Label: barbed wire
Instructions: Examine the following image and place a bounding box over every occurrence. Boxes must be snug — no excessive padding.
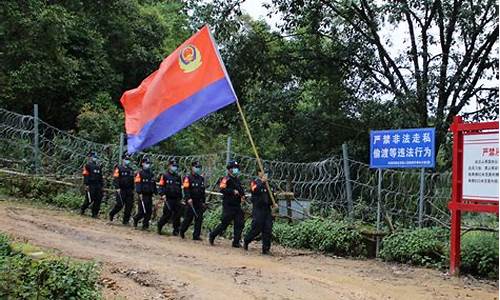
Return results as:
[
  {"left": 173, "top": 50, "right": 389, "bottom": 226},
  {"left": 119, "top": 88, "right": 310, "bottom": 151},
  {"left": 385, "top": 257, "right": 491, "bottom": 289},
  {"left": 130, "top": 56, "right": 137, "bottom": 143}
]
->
[{"left": 0, "top": 107, "right": 458, "bottom": 228}]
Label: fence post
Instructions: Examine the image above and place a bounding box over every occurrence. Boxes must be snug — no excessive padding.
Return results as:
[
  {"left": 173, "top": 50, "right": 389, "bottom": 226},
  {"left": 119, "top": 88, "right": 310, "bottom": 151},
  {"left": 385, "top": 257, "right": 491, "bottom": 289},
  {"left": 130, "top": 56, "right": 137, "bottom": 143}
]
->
[
  {"left": 342, "top": 143, "right": 354, "bottom": 219},
  {"left": 286, "top": 176, "right": 292, "bottom": 222},
  {"left": 226, "top": 136, "right": 232, "bottom": 164},
  {"left": 33, "top": 104, "right": 40, "bottom": 174},
  {"left": 376, "top": 168, "right": 382, "bottom": 258},
  {"left": 119, "top": 132, "right": 125, "bottom": 165},
  {"left": 418, "top": 167, "right": 425, "bottom": 228}
]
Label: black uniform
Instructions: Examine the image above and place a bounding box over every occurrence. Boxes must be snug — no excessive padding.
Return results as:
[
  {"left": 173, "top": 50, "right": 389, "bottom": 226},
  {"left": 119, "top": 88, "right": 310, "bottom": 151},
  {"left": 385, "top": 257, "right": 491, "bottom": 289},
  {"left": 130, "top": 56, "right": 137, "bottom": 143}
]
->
[
  {"left": 157, "top": 171, "right": 183, "bottom": 235},
  {"left": 80, "top": 161, "right": 104, "bottom": 218},
  {"left": 244, "top": 178, "right": 273, "bottom": 253},
  {"left": 109, "top": 164, "right": 135, "bottom": 224},
  {"left": 133, "top": 168, "right": 157, "bottom": 229},
  {"left": 179, "top": 173, "right": 206, "bottom": 239},
  {"left": 209, "top": 175, "right": 245, "bottom": 247}
]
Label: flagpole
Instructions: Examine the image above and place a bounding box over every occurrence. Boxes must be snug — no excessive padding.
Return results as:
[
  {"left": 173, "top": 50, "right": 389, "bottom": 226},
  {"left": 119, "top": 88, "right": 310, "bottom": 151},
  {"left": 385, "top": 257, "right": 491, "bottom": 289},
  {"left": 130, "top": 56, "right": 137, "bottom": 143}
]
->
[
  {"left": 234, "top": 99, "right": 278, "bottom": 208},
  {"left": 206, "top": 25, "right": 277, "bottom": 208}
]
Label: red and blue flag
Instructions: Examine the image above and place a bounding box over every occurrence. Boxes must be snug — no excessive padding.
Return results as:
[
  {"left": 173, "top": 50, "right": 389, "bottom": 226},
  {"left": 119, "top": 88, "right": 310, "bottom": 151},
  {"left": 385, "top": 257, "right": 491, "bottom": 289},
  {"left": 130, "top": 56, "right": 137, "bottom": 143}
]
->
[{"left": 120, "top": 25, "right": 237, "bottom": 153}]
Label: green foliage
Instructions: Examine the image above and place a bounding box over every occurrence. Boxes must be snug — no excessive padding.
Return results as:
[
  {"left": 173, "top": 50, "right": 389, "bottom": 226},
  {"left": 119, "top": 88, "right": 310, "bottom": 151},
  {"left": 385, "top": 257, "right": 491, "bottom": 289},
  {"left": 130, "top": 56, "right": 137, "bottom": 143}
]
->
[
  {"left": 2, "top": 176, "right": 65, "bottom": 204},
  {"left": 0, "top": 175, "right": 87, "bottom": 211},
  {"left": 204, "top": 208, "right": 366, "bottom": 256},
  {"left": 380, "top": 228, "right": 448, "bottom": 267},
  {"left": 0, "top": 0, "right": 190, "bottom": 130},
  {"left": 52, "top": 191, "right": 83, "bottom": 210},
  {"left": 461, "top": 231, "right": 499, "bottom": 279},
  {"left": 76, "top": 93, "right": 124, "bottom": 144},
  {"left": 273, "top": 219, "right": 366, "bottom": 256},
  {"left": 0, "top": 233, "right": 102, "bottom": 299},
  {"left": 203, "top": 206, "right": 223, "bottom": 232},
  {"left": 381, "top": 228, "right": 498, "bottom": 278},
  {"left": 0, "top": 234, "right": 11, "bottom": 257}
]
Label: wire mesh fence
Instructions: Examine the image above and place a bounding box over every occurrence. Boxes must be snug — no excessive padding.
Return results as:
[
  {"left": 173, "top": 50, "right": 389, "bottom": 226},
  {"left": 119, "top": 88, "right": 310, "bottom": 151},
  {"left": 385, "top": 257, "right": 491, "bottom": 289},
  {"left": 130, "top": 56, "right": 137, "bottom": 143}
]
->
[{"left": 0, "top": 107, "right": 455, "bottom": 228}]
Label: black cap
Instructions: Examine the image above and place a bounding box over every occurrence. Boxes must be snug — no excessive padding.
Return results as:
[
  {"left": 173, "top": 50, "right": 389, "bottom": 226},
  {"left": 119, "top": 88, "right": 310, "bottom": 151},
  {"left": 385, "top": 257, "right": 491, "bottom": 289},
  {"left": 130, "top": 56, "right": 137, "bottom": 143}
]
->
[
  {"left": 141, "top": 157, "right": 151, "bottom": 164},
  {"left": 227, "top": 160, "right": 239, "bottom": 169},
  {"left": 191, "top": 161, "right": 202, "bottom": 168},
  {"left": 122, "top": 152, "right": 130, "bottom": 160},
  {"left": 88, "top": 151, "right": 97, "bottom": 157},
  {"left": 168, "top": 159, "right": 178, "bottom": 166}
]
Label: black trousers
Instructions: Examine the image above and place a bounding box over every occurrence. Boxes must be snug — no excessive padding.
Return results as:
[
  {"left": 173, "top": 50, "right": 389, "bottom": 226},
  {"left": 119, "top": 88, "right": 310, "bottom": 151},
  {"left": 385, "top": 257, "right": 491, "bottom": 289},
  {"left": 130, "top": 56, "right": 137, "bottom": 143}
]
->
[
  {"left": 81, "top": 185, "right": 103, "bottom": 218},
  {"left": 109, "top": 189, "right": 134, "bottom": 224},
  {"left": 211, "top": 206, "right": 244, "bottom": 246},
  {"left": 133, "top": 194, "right": 153, "bottom": 229},
  {"left": 180, "top": 203, "right": 204, "bottom": 239},
  {"left": 157, "top": 198, "right": 182, "bottom": 234},
  {"left": 244, "top": 212, "right": 273, "bottom": 253}
]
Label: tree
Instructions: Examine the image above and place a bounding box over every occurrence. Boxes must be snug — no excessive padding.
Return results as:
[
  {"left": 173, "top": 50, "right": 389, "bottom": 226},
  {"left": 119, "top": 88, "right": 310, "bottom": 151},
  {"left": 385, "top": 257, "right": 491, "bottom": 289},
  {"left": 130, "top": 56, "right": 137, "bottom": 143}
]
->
[
  {"left": 0, "top": 1, "right": 117, "bottom": 128},
  {"left": 269, "top": 0, "right": 499, "bottom": 157},
  {"left": 0, "top": 0, "right": 190, "bottom": 130}
]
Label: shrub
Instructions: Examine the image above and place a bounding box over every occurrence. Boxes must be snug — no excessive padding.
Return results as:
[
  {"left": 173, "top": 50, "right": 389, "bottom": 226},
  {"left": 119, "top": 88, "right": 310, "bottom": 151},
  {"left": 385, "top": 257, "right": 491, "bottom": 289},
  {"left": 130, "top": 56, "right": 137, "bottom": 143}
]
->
[
  {"left": 52, "top": 191, "right": 84, "bottom": 210},
  {"left": 0, "top": 233, "right": 11, "bottom": 257},
  {"left": 0, "top": 233, "right": 102, "bottom": 299},
  {"left": 461, "top": 231, "right": 498, "bottom": 279},
  {"left": 273, "top": 219, "right": 366, "bottom": 256},
  {"left": 380, "top": 227, "right": 448, "bottom": 267}
]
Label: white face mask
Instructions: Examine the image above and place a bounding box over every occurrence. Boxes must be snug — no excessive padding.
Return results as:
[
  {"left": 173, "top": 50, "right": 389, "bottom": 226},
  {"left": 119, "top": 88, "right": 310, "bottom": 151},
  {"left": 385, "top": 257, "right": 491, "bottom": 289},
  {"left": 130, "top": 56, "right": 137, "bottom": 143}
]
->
[
  {"left": 123, "top": 159, "right": 130, "bottom": 165},
  {"left": 143, "top": 163, "right": 150, "bottom": 169}
]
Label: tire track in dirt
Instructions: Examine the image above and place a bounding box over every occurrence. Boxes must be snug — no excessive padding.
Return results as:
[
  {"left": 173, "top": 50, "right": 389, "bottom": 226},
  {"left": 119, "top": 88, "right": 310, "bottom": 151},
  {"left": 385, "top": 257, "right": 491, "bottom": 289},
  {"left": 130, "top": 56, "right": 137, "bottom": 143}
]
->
[{"left": 0, "top": 201, "right": 497, "bottom": 300}]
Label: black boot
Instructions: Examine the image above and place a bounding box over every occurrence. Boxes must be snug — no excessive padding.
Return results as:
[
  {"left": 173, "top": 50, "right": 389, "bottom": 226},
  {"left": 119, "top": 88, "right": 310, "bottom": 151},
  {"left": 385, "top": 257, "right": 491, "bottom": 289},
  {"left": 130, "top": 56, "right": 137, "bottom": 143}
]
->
[{"left": 208, "top": 232, "right": 215, "bottom": 245}]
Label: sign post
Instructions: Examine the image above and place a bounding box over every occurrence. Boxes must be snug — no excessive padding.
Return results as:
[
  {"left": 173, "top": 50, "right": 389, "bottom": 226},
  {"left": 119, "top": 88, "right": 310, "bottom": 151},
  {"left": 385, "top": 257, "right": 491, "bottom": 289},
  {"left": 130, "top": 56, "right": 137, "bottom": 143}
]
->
[
  {"left": 370, "top": 128, "right": 436, "bottom": 169},
  {"left": 370, "top": 127, "right": 436, "bottom": 255},
  {"left": 448, "top": 116, "right": 499, "bottom": 276}
]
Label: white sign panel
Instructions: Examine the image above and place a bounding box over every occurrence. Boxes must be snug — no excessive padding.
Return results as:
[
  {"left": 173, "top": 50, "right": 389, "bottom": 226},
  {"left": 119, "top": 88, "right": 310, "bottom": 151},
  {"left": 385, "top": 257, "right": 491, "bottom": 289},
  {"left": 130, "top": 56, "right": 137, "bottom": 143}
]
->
[{"left": 462, "top": 133, "right": 499, "bottom": 201}]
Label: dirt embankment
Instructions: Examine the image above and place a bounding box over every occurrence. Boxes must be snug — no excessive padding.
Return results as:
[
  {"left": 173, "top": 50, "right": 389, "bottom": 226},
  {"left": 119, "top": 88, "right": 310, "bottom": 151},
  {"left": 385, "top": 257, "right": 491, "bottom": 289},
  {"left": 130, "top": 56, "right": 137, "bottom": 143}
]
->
[{"left": 0, "top": 201, "right": 497, "bottom": 300}]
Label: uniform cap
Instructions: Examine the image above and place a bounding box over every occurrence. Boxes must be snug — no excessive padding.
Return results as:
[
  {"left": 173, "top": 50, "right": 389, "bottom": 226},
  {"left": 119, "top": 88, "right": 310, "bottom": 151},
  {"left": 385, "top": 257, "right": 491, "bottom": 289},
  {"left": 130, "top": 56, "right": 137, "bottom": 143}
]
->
[{"left": 227, "top": 160, "right": 239, "bottom": 169}]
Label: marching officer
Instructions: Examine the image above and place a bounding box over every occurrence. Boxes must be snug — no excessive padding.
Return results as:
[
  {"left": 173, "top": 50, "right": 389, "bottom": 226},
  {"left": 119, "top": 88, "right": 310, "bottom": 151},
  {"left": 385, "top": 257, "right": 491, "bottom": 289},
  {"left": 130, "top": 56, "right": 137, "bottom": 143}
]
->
[
  {"left": 244, "top": 166, "right": 275, "bottom": 254},
  {"left": 109, "top": 153, "right": 135, "bottom": 225},
  {"left": 133, "top": 157, "right": 157, "bottom": 230},
  {"left": 179, "top": 161, "right": 206, "bottom": 240},
  {"left": 209, "top": 160, "right": 245, "bottom": 248},
  {"left": 80, "top": 151, "right": 104, "bottom": 218},
  {"left": 157, "top": 160, "right": 183, "bottom": 236}
]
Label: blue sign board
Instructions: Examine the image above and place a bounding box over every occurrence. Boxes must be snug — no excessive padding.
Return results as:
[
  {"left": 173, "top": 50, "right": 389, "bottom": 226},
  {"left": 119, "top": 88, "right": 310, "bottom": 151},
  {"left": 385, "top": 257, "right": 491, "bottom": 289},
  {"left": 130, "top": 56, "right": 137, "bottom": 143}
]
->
[{"left": 370, "top": 128, "right": 435, "bottom": 169}]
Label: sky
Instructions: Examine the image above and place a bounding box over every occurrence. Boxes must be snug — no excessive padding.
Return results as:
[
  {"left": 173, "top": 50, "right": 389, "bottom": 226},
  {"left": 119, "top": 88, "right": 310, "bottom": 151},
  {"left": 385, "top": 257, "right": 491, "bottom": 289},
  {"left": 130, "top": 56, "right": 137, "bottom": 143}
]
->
[
  {"left": 241, "top": 0, "right": 280, "bottom": 30},
  {"left": 238, "top": 0, "right": 492, "bottom": 116}
]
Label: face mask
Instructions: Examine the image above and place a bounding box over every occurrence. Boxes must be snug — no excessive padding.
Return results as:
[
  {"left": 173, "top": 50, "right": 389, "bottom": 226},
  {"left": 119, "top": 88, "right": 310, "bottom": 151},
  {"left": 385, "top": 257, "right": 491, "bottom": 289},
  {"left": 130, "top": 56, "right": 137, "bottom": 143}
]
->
[
  {"left": 193, "top": 167, "right": 201, "bottom": 175},
  {"left": 91, "top": 157, "right": 97, "bottom": 162},
  {"left": 232, "top": 168, "right": 240, "bottom": 176},
  {"left": 143, "top": 163, "right": 150, "bottom": 169},
  {"left": 123, "top": 159, "right": 130, "bottom": 165},
  {"left": 170, "top": 166, "right": 178, "bottom": 173}
]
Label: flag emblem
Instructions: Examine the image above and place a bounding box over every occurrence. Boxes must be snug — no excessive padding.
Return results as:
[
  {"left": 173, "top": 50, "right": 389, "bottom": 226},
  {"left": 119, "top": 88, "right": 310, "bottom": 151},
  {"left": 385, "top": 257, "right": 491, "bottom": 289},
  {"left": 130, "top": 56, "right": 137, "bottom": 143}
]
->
[
  {"left": 179, "top": 45, "right": 202, "bottom": 73},
  {"left": 120, "top": 26, "right": 237, "bottom": 153}
]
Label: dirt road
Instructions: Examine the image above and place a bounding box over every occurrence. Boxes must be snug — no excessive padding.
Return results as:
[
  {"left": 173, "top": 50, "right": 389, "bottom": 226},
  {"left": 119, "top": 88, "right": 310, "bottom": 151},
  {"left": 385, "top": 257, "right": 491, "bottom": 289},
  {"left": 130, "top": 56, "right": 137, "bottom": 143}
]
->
[{"left": 0, "top": 201, "right": 497, "bottom": 300}]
